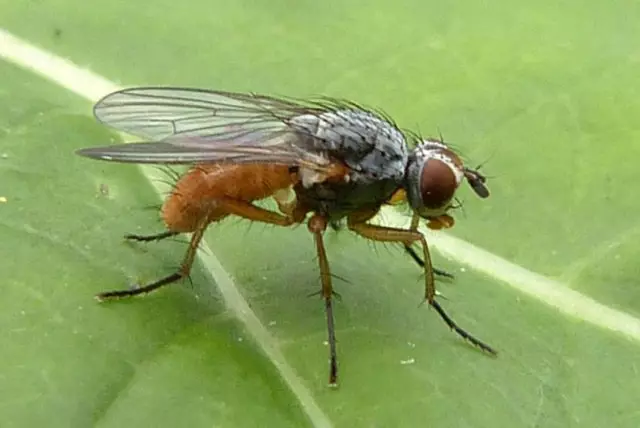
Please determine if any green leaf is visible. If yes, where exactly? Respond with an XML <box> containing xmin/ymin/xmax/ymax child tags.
<box><xmin>0</xmin><ymin>62</ymin><xmax>312</xmax><ymax>427</ymax></box>
<box><xmin>2</xmin><ymin>0</ymin><xmax>640</xmax><ymax>426</ymax></box>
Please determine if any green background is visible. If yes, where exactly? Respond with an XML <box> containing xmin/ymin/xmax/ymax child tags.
<box><xmin>1</xmin><ymin>0</ymin><xmax>639</xmax><ymax>426</ymax></box>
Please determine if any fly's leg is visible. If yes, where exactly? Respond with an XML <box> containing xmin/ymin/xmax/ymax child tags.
<box><xmin>347</xmin><ymin>211</ymin><xmax>497</xmax><ymax>355</ymax></box>
<box><xmin>214</xmin><ymin>197</ymin><xmax>298</xmax><ymax>226</ymax></box>
<box><xmin>125</xmin><ymin>231</ymin><xmax>179</xmax><ymax>242</ymax></box>
<box><xmin>97</xmin><ymin>218</ymin><xmax>209</xmax><ymax>301</ymax></box>
<box><xmin>308</xmin><ymin>214</ymin><xmax>339</xmax><ymax>387</ymax></box>
<box><xmin>403</xmin><ymin>215</ymin><xmax>453</xmax><ymax>278</ymax></box>
<box><xmin>97</xmin><ymin>199</ymin><xmax>299</xmax><ymax>301</ymax></box>
<box><xmin>403</xmin><ymin>245</ymin><xmax>454</xmax><ymax>279</ymax></box>
<box><xmin>389</xmin><ymin>210</ymin><xmax>454</xmax><ymax>279</ymax></box>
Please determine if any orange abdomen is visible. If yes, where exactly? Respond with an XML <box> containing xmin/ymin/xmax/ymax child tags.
<box><xmin>162</xmin><ymin>164</ymin><xmax>296</xmax><ymax>232</ymax></box>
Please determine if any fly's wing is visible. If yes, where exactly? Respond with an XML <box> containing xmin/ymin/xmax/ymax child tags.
<box><xmin>76</xmin><ymin>87</ymin><xmax>331</xmax><ymax>170</ymax></box>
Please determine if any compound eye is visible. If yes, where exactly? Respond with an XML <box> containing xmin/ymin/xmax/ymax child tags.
<box><xmin>420</xmin><ymin>158</ymin><xmax>458</xmax><ymax>209</ymax></box>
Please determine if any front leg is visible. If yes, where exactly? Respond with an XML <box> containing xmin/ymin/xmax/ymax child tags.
<box><xmin>347</xmin><ymin>210</ymin><xmax>496</xmax><ymax>355</ymax></box>
<box><xmin>385</xmin><ymin>189</ymin><xmax>453</xmax><ymax>278</ymax></box>
<box><xmin>403</xmin><ymin>213</ymin><xmax>454</xmax><ymax>278</ymax></box>
<box><xmin>347</xmin><ymin>210</ymin><xmax>437</xmax><ymax>302</ymax></box>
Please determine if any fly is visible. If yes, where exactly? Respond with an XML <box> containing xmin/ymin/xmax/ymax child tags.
<box><xmin>76</xmin><ymin>87</ymin><xmax>494</xmax><ymax>386</ymax></box>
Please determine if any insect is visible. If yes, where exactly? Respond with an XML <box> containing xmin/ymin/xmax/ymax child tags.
<box><xmin>76</xmin><ymin>87</ymin><xmax>494</xmax><ymax>386</ymax></box>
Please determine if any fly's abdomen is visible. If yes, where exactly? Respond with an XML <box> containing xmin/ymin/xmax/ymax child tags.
<box><xmin>162</xmin><ymin>164</ymin><xmax>296</xmax><ymax>232</ymax></box>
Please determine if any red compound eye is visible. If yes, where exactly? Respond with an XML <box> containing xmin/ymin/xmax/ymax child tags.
<box><xmin>419</xmin><ymin>158</ymin><xmax>458</xmax><ymax>209</ymax></box>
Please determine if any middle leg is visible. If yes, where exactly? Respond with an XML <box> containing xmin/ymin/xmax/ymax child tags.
<box><xmin>307</xmin><ymin>214</ymin><xmax>340</xmax><ymax>387</ymax></box>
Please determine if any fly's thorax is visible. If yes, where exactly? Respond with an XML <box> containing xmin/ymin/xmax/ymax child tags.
<box><xmin>288</xmin><ymin>108</ymin><xmax>410</xmax><ymax>220</ymax></box>
<box><xmin>289</xmin><ymin>109</ymin><xmax>409</xmax><ymax>184</ymax></box>
<box><xmin>405</xmin><ymin>139</ymin><xmax>464</xmax><ymax>218</ymax></box>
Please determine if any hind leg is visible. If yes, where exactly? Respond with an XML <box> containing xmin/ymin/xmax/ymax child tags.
<box><xmin>125</xmin><ymin>231</ymin><xmax>179</xmax><ymax>242</ymax></box>
<box><xmin>97</xmin><ymin>198</ymin><xmax>300</xmax><ymax>301</ymax></box>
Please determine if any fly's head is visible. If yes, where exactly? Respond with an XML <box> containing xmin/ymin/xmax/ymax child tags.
<box><xmin>404</xmin><ymin>138</ymin><xmax>489</xmax><ymax>230</ymax></box>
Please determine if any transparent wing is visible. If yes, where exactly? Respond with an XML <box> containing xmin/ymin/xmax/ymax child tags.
<box><xmin>76</xmin><ymin>87</ymin><xmax>331</xmax><ymax>168</ymax></box>
<box><xmin>92</xmin><ymin>87</ymin><xmax>326</xmax><ymax>141</ymax></box>
<box><xmin>75</xmin><ymin>139</ymin><xmax>318</xmax><ymax>165</ymax></box>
